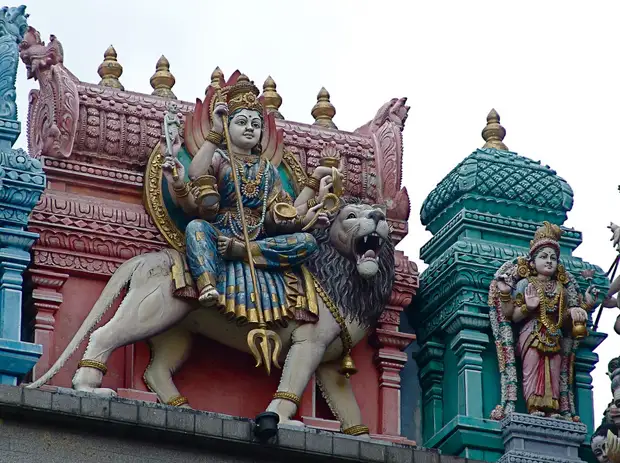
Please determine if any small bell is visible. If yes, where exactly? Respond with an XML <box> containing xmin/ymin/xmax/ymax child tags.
<box><xmin>572</xmin><ymin>320</ymin><xmax>588</xmax><ymax>340</ymax></box>
<box><xmin>339</xmin><ymin>352</ymin><xmax>358</xmax><ymax>378</ymax></box>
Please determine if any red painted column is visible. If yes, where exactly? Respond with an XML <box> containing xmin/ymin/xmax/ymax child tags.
<box><xmin>370</xmin><ymin>250</ymin><xmax>418</xmax><ymax>443</ymax></box>
<box><xmin>28</xmin><ymin>268</ymin><xmax>69</xmax><ymax>381</ymax></box>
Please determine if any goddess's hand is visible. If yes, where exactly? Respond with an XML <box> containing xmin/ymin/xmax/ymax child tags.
<box><xmin>570</xmin><ymin>307</ymin><xmax>587</xmax><ymax>323</ymax></box>
<box><xmin>211</xmin><ymin>102</ymin><xmax>228</xmax><ymax>134</ymax></box>
<box><xmin>162</xmin><ymin>157</ymin><xmax>185</xmax><ymax>187</ymax></box>
<box><xmin>524</xmin><ymin>284</ymin><xmax>540</xmax><ymax>310</ymax></box>
<box><xmin>317</xmin><ymin>176</ymin><xmax>333</xmax><ymax>202</ymax></box>
<box><xmin>312</xmin><ymin>166</ymin><xmax>341</xmax><ymax>180</ymax></box>
<box><xmin>496</xmin><ymin>274</ymin><xmax>511</xmax><ymax>295</ymax></box>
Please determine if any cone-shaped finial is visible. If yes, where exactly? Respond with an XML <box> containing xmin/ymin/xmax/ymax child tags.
<box><xmin>207</xmin><ymin>66</ymin><xmax>224</xmax><ymax>93</ymax></box>
<box><xmin>98</xmin><ymin>45</ymin><xmax>124</xmax><ymax>90</ymax></box>
<box><xmin>237</xmin><ymin>73</ymin><xmax>250</xmax><ymax>84</ymax></box>
<box><xmin>482</xmin><ymin>108</ymin><xmax>508</xmax><ymax>150</ymax></box>
<box><xmin>150</xmin><ymin>55</ymin><xmax>176</xmax><ymax>98</ymax></box>
<box><xmin>262</xmin><ymin>75</ymin><xmax>283</xmax><ymax>119</ymax></box>
<box><xmin>311</xmin><ymin>87</ymin><xmax>337</xmax><ymax>129</ymax></box>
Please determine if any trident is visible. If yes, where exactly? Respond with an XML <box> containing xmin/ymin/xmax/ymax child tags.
<box><xmin>216</xmin><ymin>89</ymin><xmax>282</xmax><ymax>375</ymax></box>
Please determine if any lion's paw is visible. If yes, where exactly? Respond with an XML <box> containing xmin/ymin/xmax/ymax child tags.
<box><xmin>74</xmin><ymin>386</ymin><xmax>117</xmax><ymax>398</ymax></box>
<box><xmin>279</xmin><ymin>419</ymin><xmax>305</xmax><ymax>428</ymax></box>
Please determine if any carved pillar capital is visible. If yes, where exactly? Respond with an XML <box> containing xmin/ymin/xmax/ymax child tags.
<box><xmin>27</xmin><ymin>268</ymin><xmax>69</xmax><ymax>381</ymax></box>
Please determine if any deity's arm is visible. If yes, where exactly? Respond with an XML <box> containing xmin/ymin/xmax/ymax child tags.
<box><xmin>500</xmin><ymin>280</ymin><xmax>530</xmax><ymax>323</ymax></box>
<box><xmin>166</xmin><ymin>181</ymin><xmax>198</xmax><ymax>216</ymax></box>
<box><xmin>188</xmin><ymin>137</ymin><xmax>220</xmax><ymax>179</ymax></box>
<box><xmin>293</xmin><ymin>186</ymin><xmax>318</xmax><ymax>216</ymax></box>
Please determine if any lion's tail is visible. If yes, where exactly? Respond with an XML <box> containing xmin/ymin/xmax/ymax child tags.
<box><xmin>26</xmin><ymin>255</ymin><xmax>143</xmax><ymax>389</ymax></box>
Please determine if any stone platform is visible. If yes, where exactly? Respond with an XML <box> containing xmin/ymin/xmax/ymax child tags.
<box><xmin>498</xmin><ymin>413</ymin><xmax>587</xmax><ymax>463</ymax></box>
<box><xmin>0</xmin><ymin>385</ymin><xmax>481</xmax><ymax>463</ymax></box>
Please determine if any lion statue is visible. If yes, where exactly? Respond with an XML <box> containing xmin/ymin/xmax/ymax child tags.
<box><xmin>28</xmin><ymin>199</ymin><xmax>395</xmax><ymax>435</ymax></box>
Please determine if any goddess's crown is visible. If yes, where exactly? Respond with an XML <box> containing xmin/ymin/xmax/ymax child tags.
<box><xmin>226</xmin><ymin>74</ymin><xmax>263</xmax><ymax>115</ymax></box>
<box><xmin>530</xmin><ymin>221</ymin><xmax>563</xmax><ymax>255</ymax></box>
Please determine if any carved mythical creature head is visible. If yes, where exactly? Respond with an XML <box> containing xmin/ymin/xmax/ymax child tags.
<box><xmin>307</xmin><ymin>198</ymin><xmax>394</xmax><ymax>328</ymax></box>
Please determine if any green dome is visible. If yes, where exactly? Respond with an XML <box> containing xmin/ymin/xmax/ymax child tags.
<box><xmin>420</xmin><ymin>147</ymin><xmax>574</xmax><ymax>233</ymax></box>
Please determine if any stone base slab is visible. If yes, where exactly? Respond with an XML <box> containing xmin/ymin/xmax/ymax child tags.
<box><xmin>498</xmin><ymin>413</ymin><xmax>586</xmax><ymax>463</ymax></box>
<box><xmin>0</xmin><ymin>384</ymin><xmax>475</xmax><ymax>463</ymax></box>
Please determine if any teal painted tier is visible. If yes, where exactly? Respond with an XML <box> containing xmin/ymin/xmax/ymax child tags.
<box><xmin>0</xmin><ymin>5</ymin><xmax>45</xmax><ymax>385</ymax></box>
<box><xmin>408</xmin><ymin>147</ymin><xmax>607</xmax><ymax>462</ymax></box>
<box><xmin>420</xmin><ymin>148</ymin><xmax>574</xmax><ymax>233</ymax></box>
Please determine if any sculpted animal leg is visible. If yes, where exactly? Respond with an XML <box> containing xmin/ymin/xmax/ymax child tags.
<box><xmin>266</xmin><ymin>305</ymin><xmax>340</xmax><ymax>427</ymax></box>
<box><xmin>143</xmin><ymin>326</ymin><xmax>193</xmax><ymax>407</ymax></box>
<box><xmin>73</xmin><ymin>284</ymin><xmax>193</xmax><ymax>396</ymax></box>
<box><xmin>315</xmin><ymin>361</ymin><xmax>368</xmax><ymax>436</ymax></box>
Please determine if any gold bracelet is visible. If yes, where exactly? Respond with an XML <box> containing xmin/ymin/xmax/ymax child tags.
<box><xmin>520</xmin><ymin>304</ymin><xmax>529</xmax><ymax>316</ymax></box>
<box><xmin>499</xmin><ymin>292</ymin><xmax>512</xmax><ymax>303</ymax></box>
<box><xmin>172</xmin><ymin>182</ymin><xmax>190</xmax><ymax>198</ymax></box>
<box><xmin>77</xmin><ymin>359</ymin><xmax>108</xmax><ymax>375</ymax></box>
<box><xmin>307</xmin><ymin>197</ymin><xmax>318</xmax><ymax>209</ymax></box>
<box><xmin>305</xmin><ymin>176</ymin><xmax>320</xmax><ymax>192</ymax></box>
<box><xmin>273</xmin><ymin>391</ymin><xmax>301</xmax><ymax>407</ymax></box>
<box><xmin>342</xmin><ymin>424</ymin><xmax>369</xmax><ymax>436</ymax></box>
<box><xmin>206</xmin><ymin>130</ymin><xmax>223</xmax><ymax>145</ymax></box>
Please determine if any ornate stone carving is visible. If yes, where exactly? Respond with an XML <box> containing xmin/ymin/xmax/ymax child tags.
<box><xmin>355</xmin><ymin>97</ymin><xmax>410</xmax><ymax>222</ymax></box>
<box><xmin>0</xmin><ymin>5</ymin><xmax>28</xmax><ymax>124</ymax></box>
<box><xmin>19</xmin><ymin>26</ymin><xmax>78</xmax><ymax>159</ymax></box>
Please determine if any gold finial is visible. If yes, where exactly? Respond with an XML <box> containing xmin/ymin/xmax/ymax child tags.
<box><xmin>98</xmin><ymin>45</ymin><xmax>124</xmax><ymax>90</ymax></box>
<box><xmin>150</xmin><ymin>55</ymin><xmax>176</xmax><ymax>98</ymax></box>
<box><xmin>207</xmin><ymin>66</ymin><xmax>223</xmax><ymax>93</ymax></box>
<box><xmin>262</xmin><ymin>76</ymin><xmax>283</xmax><ymax>119</ymax></box>
<box><xmin>312</xmin><ymin>87</ymin><xmax>337</xmax><ymax>129</ymax></box>
<box><xmin>482</xmin><ymin>108</ymin><xmax>508</xmax><ymax>150</ymax></box>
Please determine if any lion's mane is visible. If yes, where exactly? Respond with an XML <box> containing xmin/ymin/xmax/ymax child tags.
<box><xmin>306</xmin><ymin>198</ymin><xmax>395</xmax><ymax>328</ymax></box>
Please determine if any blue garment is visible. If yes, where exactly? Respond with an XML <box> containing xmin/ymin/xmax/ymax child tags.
<box><xmin>185</xmin><ymin>150</ymin><xmax>318</xmax><ymax>326</ymax></box>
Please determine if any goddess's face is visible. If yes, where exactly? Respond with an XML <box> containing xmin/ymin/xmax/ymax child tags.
<box><xmin>534</xmin><ymin>246</ymin><xmax>558</xmax><ymax>277</ymax></box>
<box><xmin>592</xmin><ymin>435</ymin><xmax>609</xmax><ymax>462</ymax></box>
<box><xmin>228</xmin><ymin>109</ymin><xmax>262</xmax><ymax>150</ymax></box>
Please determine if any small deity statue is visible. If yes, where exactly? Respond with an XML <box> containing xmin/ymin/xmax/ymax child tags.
<box><xmin>161</xmin><ymin>75</ymin><xmax>337</xmax><ymax>316</ymax></box>
<box><xmin>489</xmin><ymin>221</ymin><xmax>598</xmax><ymax>420</ymax></box>
<box><xmin>162</xmin><ymin>101</ymin><xmax>182</xmax><ymax>181</ymax></box>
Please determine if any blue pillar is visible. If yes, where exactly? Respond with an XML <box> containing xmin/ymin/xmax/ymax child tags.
<box><xmin>0</xmin><ymin>5</ymin><xmax>45</xmax><ymax>385</ymax></box>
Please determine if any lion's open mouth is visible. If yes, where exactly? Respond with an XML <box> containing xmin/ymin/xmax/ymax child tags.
<box><xmin>354</xmin><ymin>232</ymin><xmax>383</xmax><ymax>264</ymax></box>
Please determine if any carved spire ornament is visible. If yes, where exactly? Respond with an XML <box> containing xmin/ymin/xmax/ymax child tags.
<box><xmin>312</xmin><ymin>87</ymin><xmax>337</xmax><ymax>129</ymax></box>
<box><xmin>262</xmin><ymin>76</ymin><xmax>283</xmax><ymax>119</ymax></box>
<box><xmin>150</xmin><ymin>55</ymin><xmax>176</xmax><ymax>98</ymax></box>
<box><xmin>482</xmin><ymin>108</ymin><xmax>508</xmax><ymax>151</ymax></box>
<box><xmin>98</xmin><ymin>45</ymin><xmax>124</xmax><ymax>90</ymax></box>
<box><xmin>207</xmin><ymin>66</ymin><xmax>223</xmax><ymax>93</ymax></box>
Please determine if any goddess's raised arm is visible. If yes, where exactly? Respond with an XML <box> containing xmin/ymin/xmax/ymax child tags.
<box><xmin>188</xmin><ymin>102</ymin><xmax>228</xmax><ymax>179</ymax></box>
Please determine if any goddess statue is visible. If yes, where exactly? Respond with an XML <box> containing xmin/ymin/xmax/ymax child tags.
<box><xmin>161</xmin><ymin>74</ymin><xmax>336</xmax><ymax>325</ymax></box>
<box><xmin>489</xmin><ymin>221</ymin><xmax>598</xmax><ymax>420</ymax></box>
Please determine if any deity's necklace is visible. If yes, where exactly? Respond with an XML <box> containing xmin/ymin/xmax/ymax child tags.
<box><xmin>528</xmin><ymin>277</ymin><xmax>565</xmax><ymax>334</ymax></box>
<box><xmin>235</xmin><ymin>156</ymin><xmax>266</xmax><ymax>199</ymax></box>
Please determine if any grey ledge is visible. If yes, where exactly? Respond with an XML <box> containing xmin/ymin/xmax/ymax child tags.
<box><xmin>0</xmin><ymin>384</ymin><xmax>484</xmax><ymax>462</ymax></box>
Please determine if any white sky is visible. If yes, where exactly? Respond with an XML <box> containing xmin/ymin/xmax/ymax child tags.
<box><xmin>15</xmin><ymin>0</ymin><xmax>620</xmax><ymax>424</ymax></box>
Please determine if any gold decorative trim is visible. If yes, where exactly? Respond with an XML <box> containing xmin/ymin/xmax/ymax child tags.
<box><xmin>166</xmin><ymin>395</ymin><xmax>189</xmax><ymax>407</ymax></box>
<box><xmin>143</xmin><ymin>141</ymin><xmax>186</xmax><ymax>252</ymax></box>
<box><xmin>77</xmin><ymin>359</ymin><xmax>108</xmax><ymax>375</ymax></box>
<box><xmin>342</xmin><ymin>424</ymin><xmax>369</xmax><ymax>436</ymax></box>
<box><xmin>273</xmin><ymin>391</ymin><xmax>301</xmax><ymax>407</ymax></box>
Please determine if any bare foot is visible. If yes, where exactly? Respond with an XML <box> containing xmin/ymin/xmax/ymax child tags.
<box><xmin>198</xmin><ymin>284</ymin><xmax>219</xmax><ymax>308</ymax></box>
<box><xmin>217</xmin><ymin>236</ymin><xmax>246</xmax><ymax>260</ymax></box>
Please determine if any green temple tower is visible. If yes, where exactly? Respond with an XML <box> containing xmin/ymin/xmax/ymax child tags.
<box><xmin>408</xmin><ymin>110</ymin><xmax>608</xmax><ymax>462</ymax></box>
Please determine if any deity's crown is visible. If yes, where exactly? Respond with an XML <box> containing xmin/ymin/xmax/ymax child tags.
<box><xmin>529</xmin><ymin>221</ymin><xmax>563</xmax><ymax>255</ymax></box>
<box><xmin>226</xmin><ymin>74</ymin><xmax>263</xmax><ymax>115</ymax></box>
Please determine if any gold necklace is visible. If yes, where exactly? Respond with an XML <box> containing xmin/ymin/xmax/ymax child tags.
<box><xmin>235</xmin><ymin>157</ymin><xmax>266</xmax><ymax>199</ymax></box>
<box><xmin>528</xmin><ymin>277</ymin><xmax>564</xmax><ymax>334</ymax></box>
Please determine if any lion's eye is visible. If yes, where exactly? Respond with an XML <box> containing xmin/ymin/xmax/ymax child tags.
<box><xmin>347</xmin><ymin>213</ymin><xmax>356</xmax><ymax>219</ymax></box>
